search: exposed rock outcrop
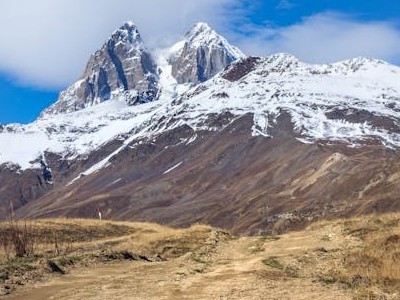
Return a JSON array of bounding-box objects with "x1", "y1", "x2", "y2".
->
[
  {"x1": 42, "y1": 22, "x2": 246, "y2": 116},
  {"x1": 44, "y1": 22, "x2": 159, "y2": 114},
  {"x1": 169, "y1": 22, "x2": 245, "y2": 84}
]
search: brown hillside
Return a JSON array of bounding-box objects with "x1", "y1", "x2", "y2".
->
[{"x1": 9, "y1": 114, "x2": 400, "y2": 235}]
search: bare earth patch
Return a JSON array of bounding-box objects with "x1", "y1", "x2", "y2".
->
[{"x1": 2, "y1": 214, "x2": 400, "y2": 299}]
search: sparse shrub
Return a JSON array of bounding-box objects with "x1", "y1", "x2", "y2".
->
[
  {"x1": 259, "y1": 235, "x2": 280, "y2": 242},
  {"x1": 262, "y1": 257, "x2": 284, "y2": 269},
  {"x1": 57, "y1": 255, "x2": 81, "y2": 267},
  {"x1": 317, "y1": 275, "x2": 337, "y2": 285},
  {"x1": 320, "y1": 234, "x2": 332, "y2": 242},
  {"x1": 0, "y1": 220, "x2": 35, "y2": 259},
  {"x1": 284, "y1": 265, "x2": 299, "y2": 278}
]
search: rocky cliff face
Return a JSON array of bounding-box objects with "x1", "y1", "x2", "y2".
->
[
  {"x1": 44, "y1": 22, "x2": 159, "y2": 114},
  {"x1": 169, "y1": 22, "x2": 245, "y2": 84},
  {"x1": 43, "y1": 22, "x2": 244, "y2": 116}
]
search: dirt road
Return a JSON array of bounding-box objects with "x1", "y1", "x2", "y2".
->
[{"x1": 6, "y1": 223, "x2": 353, "y2": 300}]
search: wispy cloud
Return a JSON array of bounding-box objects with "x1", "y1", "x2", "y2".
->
[
  {"x1": 276, "y1": 0, "x2": 297, "y2": 10},
  {"x1": 234, "y1": 12, "x2": 400, "y2": 64},
  {"x1": 0, "y1": 2, "x2": 399, "y2": 90},
  {"x1": 0, "y1": 0, "x2": 239, "y2": 89}
]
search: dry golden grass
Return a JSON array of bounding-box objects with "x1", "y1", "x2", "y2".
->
[
  {"x1": 0, "y1": 218, "x2": 136, "y2": 262},
  {"x1": 306, "y1": 213, "x2": 400, "y2": 299},
  {"x1": 2, "y1": 214, "x2": 400, "y2": 299},
  {"x1": 0, "y1": 217, "x2": 218, "y2": 297},
  {"x1": 124, "y1": 223, "x2": 215, "y2": 258},
  {"x1": 339, "y1": 214, "x2": 400, "y2": 298},
  {"x1": 0, "y1": 218, "x2": 215, "y2": 262}
]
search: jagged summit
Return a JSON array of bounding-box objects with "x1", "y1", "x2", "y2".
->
[
  {"x1": 189, "y1": 22, "x2": 210, "y2": 31},
  {"x1": 184, "y1": 22, "x2": 245, "y2": 58},
  {"x1": 168, "y1": 22, "x2": 245, "y2": 84},
  {"x1": 43, "y1": 21, "x2": 244, "y2": 116},
  {"x1": 43, "y1": 21, "x2": 158, "y2": 115},
  {"x1": 110, "y1": 21, "x2": 143, "y2": 45},
  {"x1": 185, "y1": 22, "x2": 219, "y2": 46}
]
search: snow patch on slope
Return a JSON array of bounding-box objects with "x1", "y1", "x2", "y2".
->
[
  {"x1": 155, "y1": 46, "x2": 191, "y2": 101},
  {"x1": 163, "y1": 162, "x2": 183, "y2": 174},
  {"x1": 1, "y1": 54, "x2": 400, "y2": 172}
]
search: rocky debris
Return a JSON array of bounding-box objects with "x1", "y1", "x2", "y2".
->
[
  {"x1": 0, "y1": 165, "x2": 54, "y2": 220},
  {"x1": 0, "y1": 260, "x2": 45, "y2": 296},
  {"x1": 221, "y1": 57, "x2": 261, "y2": 82},
  {"x1": 40, "y1": 160, "x2": 53, "y2": 184},
  {"x1": 47, "y1": 260, "x2": 65, "y2": 274},
  {"x1": 325, "y1": 108, "x2": 400, "y2": 133},
  {"x1": 200, "y1": 111, "x2": 236, "y2": 129},
  {"x1": 170, "y1": 22, "x2": 245, "y2": 84},
  {"x1": 101, "y1": 251, "x2": 152, "y2": 262},
  {"x1": 125, "y1": 89, "x2": 158, "y2": 106}
]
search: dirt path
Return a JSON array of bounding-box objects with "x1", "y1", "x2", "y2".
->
[{"x1": 6, "y1": 224, "x2": 354, "y2": 300}]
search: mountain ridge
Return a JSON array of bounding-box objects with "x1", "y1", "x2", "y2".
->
[
  {"x1": 1, "y1": 21, "x2": 400, "y2": 234},
  {"x1": 2, "y1": 52, "x2": 399, "y2": 170},
  {"x1": 43, "y1": 21, "x2": 245, "y2": 116}
]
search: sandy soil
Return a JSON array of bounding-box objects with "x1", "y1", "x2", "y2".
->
[{"x1": 6, "y1": 223, "x2": 354, "y2": 300}]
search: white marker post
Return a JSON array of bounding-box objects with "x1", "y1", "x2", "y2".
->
[{"x1": 96, "y1": 207, "x2": 102, "y2": 220}]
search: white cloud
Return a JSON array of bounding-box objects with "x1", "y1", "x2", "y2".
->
[
  {"x1": 1, "y1": 4, "x2": 400, "y2": 90},
  {"x1": 0, "y1": 0, "x2": 238, "y2": 89},
  {"x1": 236, "y1": 12, "x2": 400, "y2": 65}
]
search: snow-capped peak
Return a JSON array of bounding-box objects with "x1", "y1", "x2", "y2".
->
[
  {"x1": 42, "y1": 21, "x2": 158, "y2": 116},
  {"x1": 183, "y1": 22, "x2": 245, "y2": 59},
  {"x1": 167, "y1": 22, "x2": 246, "y2": 84},
  {"x1": 109, "y1": 21, "x2": 143, "y2": 46},
  {"x1": 329, "y1": 57, "x2": 390, "y2": 74},
  {"x1": 190, "y1": 22, "x2": 211, "y2": 32},
  {"x1": 2, "y1": 51, "x2": 400, "y2": 171},
  {"x1": 185, "y1": 22, "x2": 214, "y2": 43}
]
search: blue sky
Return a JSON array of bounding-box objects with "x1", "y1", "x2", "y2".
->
[
  {"x1": 0, "y1": 0, "x2": 399, "y2": 124},
  {"x1": 0, "y1": 74, "x2": 58, "y2": 123},
  {"x1": 247, "y1": 0, "x2": 400, "y2": 26}
]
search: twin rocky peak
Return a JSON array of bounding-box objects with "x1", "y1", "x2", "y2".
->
[{"x1": 45, "y1": 22, "x2": 245, "y2": 115}]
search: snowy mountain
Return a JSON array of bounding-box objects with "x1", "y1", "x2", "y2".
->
[
  {"x1": 1, "y1": 21, "x2": 400, "y2": 233},
  {"x1": 43, "y1": 22, "x2": 243, "y2": 116},
  {"x1": 2, "y1": 53, "x2": 399, "y2": 169},
  {"x1": 168, "y1": 22, "x2": 245, "y2": 84}
]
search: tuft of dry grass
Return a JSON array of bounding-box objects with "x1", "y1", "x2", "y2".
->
[
  {"x1": 0, "y1": 220, "x2": 35, "y2": 259},
  {"x1": 0, "y1": 219, "x2": 217, "y2": 262},
  {"x1": 322, "y1": 214, "x2": 400, "y2": 299},
  {"x1": 0, "y1": 218, "x2": 137, "y2": 262},
  {"x1": 262, "y1": 256, "x2": 284, "y2": 269}
]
